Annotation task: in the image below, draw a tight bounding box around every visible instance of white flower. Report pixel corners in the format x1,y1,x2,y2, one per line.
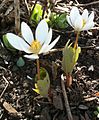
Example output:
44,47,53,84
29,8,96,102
97,113,99,118
67,7,94,31
7,19,60,59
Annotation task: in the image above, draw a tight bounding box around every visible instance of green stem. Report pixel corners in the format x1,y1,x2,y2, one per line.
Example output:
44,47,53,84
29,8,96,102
37,59,40,80
74,32,79,49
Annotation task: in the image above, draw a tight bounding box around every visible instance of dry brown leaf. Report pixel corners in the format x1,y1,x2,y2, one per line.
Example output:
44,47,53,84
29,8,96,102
53,90,63,110
84,97,96,101
80,114,85,120
85,112,91,120
78,104,88,110
3,101,18,114
95,92,99,97
73,115,79,120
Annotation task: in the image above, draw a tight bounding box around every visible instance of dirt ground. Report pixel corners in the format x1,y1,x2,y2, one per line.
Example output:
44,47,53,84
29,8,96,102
0,0,99,120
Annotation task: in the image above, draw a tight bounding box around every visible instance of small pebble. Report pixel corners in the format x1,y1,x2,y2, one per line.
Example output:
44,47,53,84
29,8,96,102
9,81,14,85
23,82,28,88
78,104,88,110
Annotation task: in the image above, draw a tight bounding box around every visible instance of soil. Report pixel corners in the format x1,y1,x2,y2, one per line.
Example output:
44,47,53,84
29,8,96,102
0,0,99,120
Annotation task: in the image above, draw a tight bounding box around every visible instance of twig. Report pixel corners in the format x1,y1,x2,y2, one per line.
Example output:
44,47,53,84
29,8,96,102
61,74,73,120
14,0,20,34
75,1,99,7
92,26,99,30
0,76,9,99
54,1,99,14
0,0,13,12
43,44,96,55
74,0,79,5
52,61,58,80
81,45,96,49
53,29,74,34
53,111,60,120
43,48,63,55
25,0,30,15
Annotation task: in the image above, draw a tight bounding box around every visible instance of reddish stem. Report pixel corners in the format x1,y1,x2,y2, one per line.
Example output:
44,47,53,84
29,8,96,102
74,32,79,49
66,74,72,87
36,59,40,80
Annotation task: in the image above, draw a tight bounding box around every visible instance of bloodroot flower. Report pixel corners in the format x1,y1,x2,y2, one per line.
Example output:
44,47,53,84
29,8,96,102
67,7,94,31
7,19,60,59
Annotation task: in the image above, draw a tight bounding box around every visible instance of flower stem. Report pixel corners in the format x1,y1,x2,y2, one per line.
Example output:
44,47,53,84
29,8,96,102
36,59,40,80
66,73,72,87
74,32,79,49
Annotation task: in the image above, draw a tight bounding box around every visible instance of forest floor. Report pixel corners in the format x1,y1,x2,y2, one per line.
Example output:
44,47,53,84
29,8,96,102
0,0,99,120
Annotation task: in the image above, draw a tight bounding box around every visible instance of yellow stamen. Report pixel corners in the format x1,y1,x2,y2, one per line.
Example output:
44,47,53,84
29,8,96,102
82,19,86,27
29,40,42,54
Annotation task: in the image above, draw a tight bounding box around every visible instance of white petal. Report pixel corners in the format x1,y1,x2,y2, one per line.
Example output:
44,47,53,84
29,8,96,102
82,9,88,22
67,16,73,27
24,54,39,60
44,28,52,45
70,7,80,25
21,22,34,44
97,114,99,118
39,44,48,54
39,28,53,54
7,33,32,53
35,19,48,44
74,15,83,31
87,11,94,22
82,22,94,30
44,36,60,53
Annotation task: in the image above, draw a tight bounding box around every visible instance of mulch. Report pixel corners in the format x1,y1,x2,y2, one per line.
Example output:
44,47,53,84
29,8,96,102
0,0,99,120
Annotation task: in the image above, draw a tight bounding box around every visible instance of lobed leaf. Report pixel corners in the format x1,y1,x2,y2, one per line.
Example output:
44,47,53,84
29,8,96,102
33,68,50,97
62,40,81,75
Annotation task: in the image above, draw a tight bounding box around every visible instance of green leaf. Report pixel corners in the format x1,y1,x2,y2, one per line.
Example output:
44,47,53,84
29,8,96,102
30,4,43,24
33,68,50,97
55,13,68,29
16,57,25,67
49,13,68,29
97,106,99,112
2,35,16,52
49,12,57,27
94,111,98,115
62,40,81,75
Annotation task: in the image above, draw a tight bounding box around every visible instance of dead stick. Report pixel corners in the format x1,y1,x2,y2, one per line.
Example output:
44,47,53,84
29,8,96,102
14,0,20,34
74,0,79,4
0,76,9,99
75,1,99,7
25,0,30,15
54,1,99,13
43,44,96,55
61,74,73,120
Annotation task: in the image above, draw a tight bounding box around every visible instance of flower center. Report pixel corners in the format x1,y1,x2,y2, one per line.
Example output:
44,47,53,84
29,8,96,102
82,19,86,27
29,40,42,54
